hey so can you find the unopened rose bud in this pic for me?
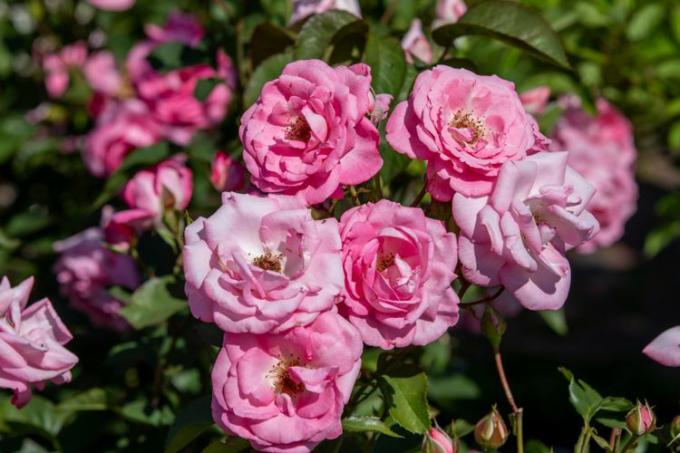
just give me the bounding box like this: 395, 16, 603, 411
422, 426, 456, 453
670, 415, 680, 439
474, 407, 508, 450
626, 401, 656, 435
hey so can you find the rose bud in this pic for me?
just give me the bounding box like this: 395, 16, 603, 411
422, 426, 456, 453
474, 407, 508, 450
626, 401, 656, 435
671, 415, 680, 440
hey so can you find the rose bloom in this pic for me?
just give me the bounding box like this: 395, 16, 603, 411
643, 326, 680, 367
452, 152, 599, 310
127, 11, 237, 145
42, 41, 88, 98
551, 98, 637, 252
0, 276, 78, 408
183, 192, 343, 334
402, 19, 433, 64
386, 66, 547, 201
211, 311, 362, 453
112, 156, 193, 230
83, 98, 163, 177
240, 60, 382, 205
339, 200, 459, 349
423, 426, 456, 453
289, 0, 361, 25
88, 0, 135, 11
54, 227, 140, 331
210, 151, 247, 192
433, 0, 467, 28
84, 51, 123, 96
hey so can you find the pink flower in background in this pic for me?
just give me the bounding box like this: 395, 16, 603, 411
401, 19, 433, 64
42, 41, 87, 98
127, 12, 237, 145
54, 227, 140, 331
112, 156, 193, 230
289, 0, 361, 25
210, 152, 246, 192
643, 326, 680, 367
0, 276, 78, 408
211, 311, 363, 453
88, 0, 135, 11
83, 99, 163, 177
183, 192, 343, 334
551, 98, 638, 252
339, 200, 459, 349
433, 0, 467, 28
240, 60, 382, 205
386, 67, 547, 201
520, 86, 551, 115
84, 51, 123, 96
452, 152, 599, 311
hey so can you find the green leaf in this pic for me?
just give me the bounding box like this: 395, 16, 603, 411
57, 388, 108, 412
202, 438, 250, 453
120, 277, 187, 330
450, 419, 475, 438
525, 439, 552, 453
590, 430, 612, 451
428, 374, 481, 402
672, 5, 680, 44
165, 396, 213, 453
626, 4, 665, 42
0, 395, 65, 440
597, 397, 633, 413
481, 306, 506, 350
294, 10, 366, 60
668, 120, 680, 152
148, 42, 207, 72
595, 417, 627, 429
243, 51, 293, 108
644, 221, 680, 258
364, 33, 406, 97
120, 400, 174, 427
380, 372, 430, 434
194, 78, 223, 102
558, 367, 603, 421
342, 416, 402, 438
432, 0, 570, 69
250, 23, 295, 69
539, 309, 568, 336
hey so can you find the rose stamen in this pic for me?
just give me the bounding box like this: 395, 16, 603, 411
252, 250, 283, 273
286, 116, 311, 142
268, 357, 305, 396
450, 110, 486, 144
376, 252, 395, 272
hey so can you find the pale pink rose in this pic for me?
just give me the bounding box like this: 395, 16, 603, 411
211, 311, 362, 453
339, 200, 459, 349
520, 86, 550, 115
551, 98, 638, 252
210, 151, 246, 192
42, 42, 88, 98
83, 99, 163, 177
113, 156, 193, 230
433, 0, 467, 28
0, 276, 78, 408
84, 51, 122, 96
53, 227, 140, 331
289, 0, 361, 24
452, 152, 599, 311
643, 326, 680, 367
183, 192, 343, 334
127, 12, 237, 145
240, 60, 382, 206
88, 0, 135, 11
386, 66, 548, 201
402, 19, 433, 64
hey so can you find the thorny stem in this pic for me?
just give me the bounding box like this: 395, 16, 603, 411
494, 350, 524, 453
609, 427, 621, 450
461, 287, 504, 307
410, 183, 428, 207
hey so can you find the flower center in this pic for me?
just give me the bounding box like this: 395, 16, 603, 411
376, 252, 395, 272
269, 358, 304, 396
252, 250, 283, 273
449, 110, 486, 144
286, 116, 311, 142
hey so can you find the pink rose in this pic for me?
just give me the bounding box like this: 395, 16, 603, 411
386, 66, 547, 200
519, 86, 550, 115
433, 0, 467, 28
113, 156, 193, 230
452, 152, 599, 311
183, 192, 343, 334
42, 42, 88, 98
0, 276, 78, 408
402, 19, 433, 64
551, 98, 637, 252
127, 12, 237, 145
643, 326, 680, 367
424, 426, 456, 453
211, 311, 362, 453
210, 151, 247, 193
88, 0, 135, 11
83, 99, 163, 177
53, 227, 140, 331
289, 0, 361, 25
339, 200, 459, 349
84, 51, 123, 96
240, 60, 382, 205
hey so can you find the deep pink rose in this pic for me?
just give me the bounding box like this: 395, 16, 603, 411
53, 227, 140, 331
240, 60, 382, 205
551, 98, 637, 252
210, 151, 246, 192
113, 156, 193, 230
88, 0, 135, 11
127, 12, 237, 145
386, 66, 548, 200
643, 326, 680, 367
0, 277, 78, 408
433, 0, 467, 28
83, 99, 163, 177
211, 311, 362, 453
289, 0, 361, 24
84, 51, 123, 96
183, 192, 343, 334
402, 19, 433, 64
42, 42, 88, 98
452, 152, 599, 311
520, 86, 550, 115
339, 200, 459, 349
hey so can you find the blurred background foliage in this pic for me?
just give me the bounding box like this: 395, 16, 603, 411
0, 0, 678, 451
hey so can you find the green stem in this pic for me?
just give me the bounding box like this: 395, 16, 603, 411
575, 425, 591, 453
494, 350, 523, 453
